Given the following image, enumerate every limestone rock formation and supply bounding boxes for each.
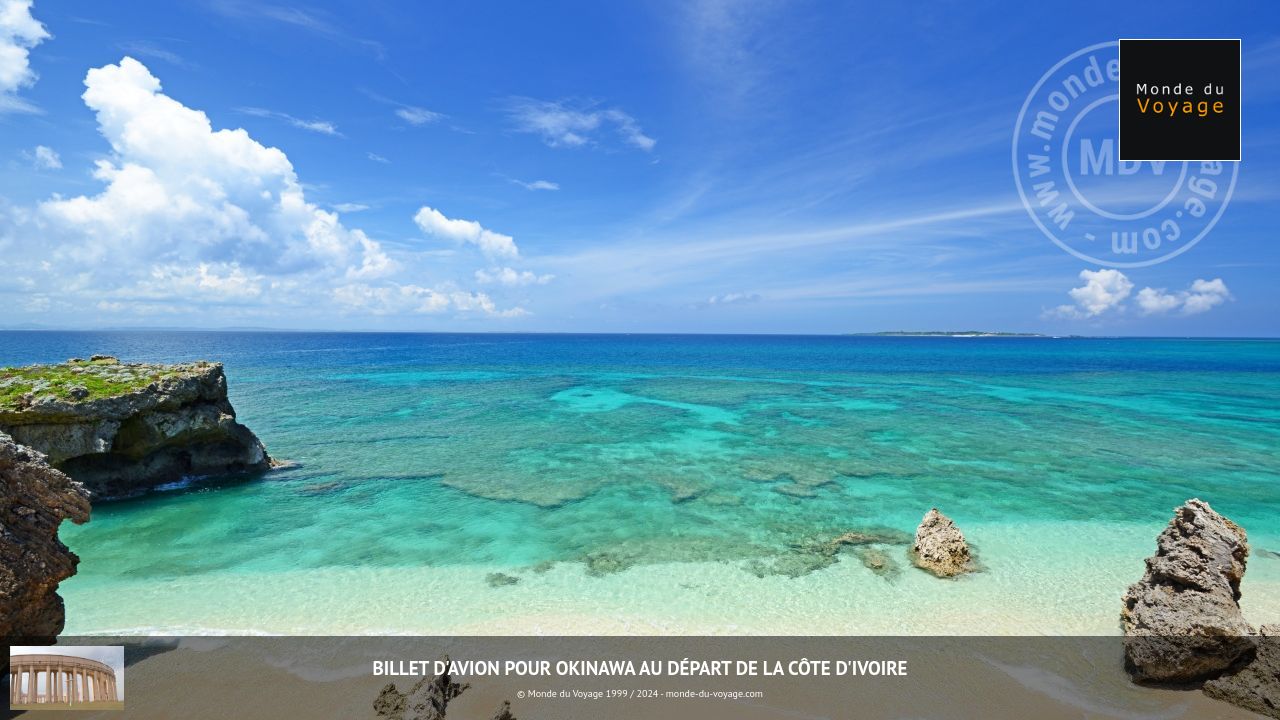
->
[910,508,972,577]
[374,657,470,720]
[0,359,272,498]
[1203,625,1280,719]
[1121,498,1256,683]
[0,432,90,638]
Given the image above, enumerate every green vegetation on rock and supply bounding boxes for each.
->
[0,357,186,412]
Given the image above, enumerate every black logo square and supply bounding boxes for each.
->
[1119,39,1240,161]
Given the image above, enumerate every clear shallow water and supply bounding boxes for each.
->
[3,332,1279,634]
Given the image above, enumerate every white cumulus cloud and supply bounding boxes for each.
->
[414,205,519,261]
[1136,278,1231,315]
[1050,270,1232,321]
[1051,269,1133,319]
[0,0,48,112]
[0,55,531,324]
[37,57,389,283]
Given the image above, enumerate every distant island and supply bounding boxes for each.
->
[857,331,1052,337]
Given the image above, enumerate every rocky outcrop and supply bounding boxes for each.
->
[910,508,973,577]
[0,358,272,498]
[1,432,90,638]
[1203,625,1280,718]
[374,657,470,720]
[1121,499,1256,683]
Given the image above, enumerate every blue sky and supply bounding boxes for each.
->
[1,0,1278,335]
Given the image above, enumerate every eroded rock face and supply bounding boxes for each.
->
[1203,625,1280,719]
[374,658,470,720]
[0,360,272,498]
[1122,498,1256,684]
[910,508,972,577]
[0,432,90,638]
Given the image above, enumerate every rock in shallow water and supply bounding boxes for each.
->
[0,432,90,639]
[1121,498,1256,684]
[910,508,973,578]
[1203,625,1280,719]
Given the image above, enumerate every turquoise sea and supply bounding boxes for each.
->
[3,332,1279,635]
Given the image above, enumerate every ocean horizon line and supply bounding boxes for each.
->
[2,328,1280,341]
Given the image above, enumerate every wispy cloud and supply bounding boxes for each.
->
[678,0,787,107]
[395,106,443,125]
[506,98,655,151]
[21,144,60,169]
[359,89,451,129]
[366,152,390,164]
[238,106,342,136]
[475,267,554,286]
[332,202,369,213]
[533,198,1037,310]
[207,1,386,59]
[707,291,760,305]
[509,177,559,191]
[117,40,189,67]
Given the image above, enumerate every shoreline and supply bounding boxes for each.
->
[59,546,1280,637]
